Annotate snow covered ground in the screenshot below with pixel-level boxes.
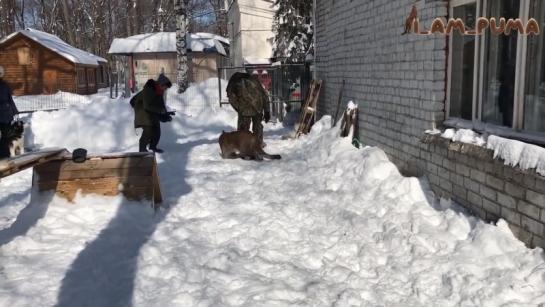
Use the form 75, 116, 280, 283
1, 83, 545, 306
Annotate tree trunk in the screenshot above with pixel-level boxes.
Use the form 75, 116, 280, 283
131, 0, 138, 35
0, 0, 17, 37
210, 0, 227, 37
60, 0, 75, 45
151, 0, 161, 32
217, 9, 227, 37
126, 1, 133, 36
175, 0, 190, 93
107, 0, 113, 42
20, 0, 25, 29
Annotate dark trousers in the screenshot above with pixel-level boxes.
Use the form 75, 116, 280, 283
0, 123, 9, 137
0, 123, 10, 158
238, 115, 263, 144
139, 125, 161, 152
0, 122, 10, 143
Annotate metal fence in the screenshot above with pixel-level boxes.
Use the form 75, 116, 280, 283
12, 69, 115, 113
217, 64, 311, 123
13, 87, 112, 113
114, 71, 227, 115
12, 63, 311, 117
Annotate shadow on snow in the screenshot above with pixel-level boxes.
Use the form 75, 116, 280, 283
56, 119, 223, 306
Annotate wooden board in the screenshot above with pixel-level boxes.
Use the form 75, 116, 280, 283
36, 155, 156, 173
32, 152, 163, 208
0, 148, 69, 178
36, 177, 154, 200
340, 105, 359, 138
333, 80, 346, 126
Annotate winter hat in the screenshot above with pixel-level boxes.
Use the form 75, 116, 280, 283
157, 73, 172, 88
0, 66, 4, 78
72, 148, 88, 163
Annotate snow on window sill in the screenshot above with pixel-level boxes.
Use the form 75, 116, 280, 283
443, 118, 545, 147
422, 119, 545, 177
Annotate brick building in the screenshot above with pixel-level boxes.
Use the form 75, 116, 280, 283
314, 0, 545, 247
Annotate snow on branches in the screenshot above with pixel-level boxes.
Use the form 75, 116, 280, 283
272, 0, 313, 63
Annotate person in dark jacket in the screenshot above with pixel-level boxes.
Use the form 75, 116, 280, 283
0, 66, 19, 142
132, 74, 173, 153
226, 72, 270, 146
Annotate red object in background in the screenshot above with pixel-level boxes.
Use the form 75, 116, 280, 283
257, 70, 272, 91
259, 75, 271, 91
252, 69, 272, 92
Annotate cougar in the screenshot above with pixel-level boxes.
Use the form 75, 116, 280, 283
219, 130, 281, 161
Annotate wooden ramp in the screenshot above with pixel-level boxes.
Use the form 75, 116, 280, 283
1, 149, 162, 208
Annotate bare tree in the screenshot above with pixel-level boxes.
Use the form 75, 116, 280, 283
0, 0, 17, 37
1, 0, 224, 61
18, 0, 25, 29
209, 0, 227, 36
60, 0, 75, 45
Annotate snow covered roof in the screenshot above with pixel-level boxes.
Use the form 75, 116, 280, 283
0, 28, 107, 66
192, 32, 229, 45
243, 57, 272, 66
108, 32, 229, 56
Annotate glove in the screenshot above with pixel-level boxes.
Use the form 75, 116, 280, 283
264, 112, 271, 123
159, 114, 173, 122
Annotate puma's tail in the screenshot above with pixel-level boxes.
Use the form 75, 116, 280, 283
265, 154, 282, 160
256, 147, 281, 160
261, 151, 281, 160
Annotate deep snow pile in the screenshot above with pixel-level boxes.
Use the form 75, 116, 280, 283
1, 89, 545, 306
14, 89, 108, 113
28, 94, 138, 153
27, 80, 228, 153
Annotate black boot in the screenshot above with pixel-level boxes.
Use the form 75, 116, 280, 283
139, 144, 149, 153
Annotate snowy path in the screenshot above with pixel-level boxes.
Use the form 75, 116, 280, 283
1, 101, 545, 306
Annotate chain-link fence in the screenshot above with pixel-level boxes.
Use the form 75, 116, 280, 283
217, 64, 311, 123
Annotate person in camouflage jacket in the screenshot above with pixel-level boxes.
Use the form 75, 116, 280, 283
226, 72, 270, 146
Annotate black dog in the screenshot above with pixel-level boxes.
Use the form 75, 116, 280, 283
0, 121, 24, 159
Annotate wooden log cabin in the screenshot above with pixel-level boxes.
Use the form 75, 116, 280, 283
0, 28, 108, 96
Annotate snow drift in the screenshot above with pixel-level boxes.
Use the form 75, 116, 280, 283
27, 79, 229, 153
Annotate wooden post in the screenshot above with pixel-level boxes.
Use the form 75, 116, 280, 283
218, 66, 223, 107
333, 79, 346, 126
